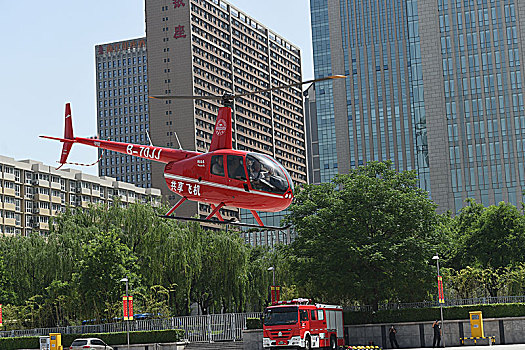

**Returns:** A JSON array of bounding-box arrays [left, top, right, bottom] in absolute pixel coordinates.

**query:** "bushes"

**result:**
[[0, 329, 184, 350], [0, 336, 39, 350], [246, 317, 262, 329], [344, 303, 525, 325]]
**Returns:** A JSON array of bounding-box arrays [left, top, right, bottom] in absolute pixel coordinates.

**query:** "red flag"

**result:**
[[123, 296, 134, 320], [0, 304, 3, 326], [270, 286, 281, 304], [128, 296, 134, 320], [438, 276, 445, 304], [123, 296, 129, 320]]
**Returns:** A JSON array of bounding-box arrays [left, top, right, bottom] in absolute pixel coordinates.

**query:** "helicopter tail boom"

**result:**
[[41, 103, 202, 169]]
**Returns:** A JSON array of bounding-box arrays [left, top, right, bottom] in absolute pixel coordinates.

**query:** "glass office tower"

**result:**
[[311, 0, 525, 213], [95, 38, 152, 188]]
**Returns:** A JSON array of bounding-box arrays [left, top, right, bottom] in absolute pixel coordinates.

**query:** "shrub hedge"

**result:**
[[246, 317, 263, 329], [344, 303, 525, 325], [0, 329, 184, 350]]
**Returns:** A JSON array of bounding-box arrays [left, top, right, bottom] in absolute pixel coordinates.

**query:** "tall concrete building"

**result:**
[[0, 155, 161, 236], [304, 84, 321, 184], [145, 0, 306, 223], [95, 38, 153, 189], [311, 0, 525, 213]]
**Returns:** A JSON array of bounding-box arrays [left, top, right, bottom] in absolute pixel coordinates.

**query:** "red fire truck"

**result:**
[[262, 298, 344, 349]]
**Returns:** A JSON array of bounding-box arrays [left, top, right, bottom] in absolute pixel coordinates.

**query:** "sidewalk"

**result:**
[[404, 345, 525, 350]]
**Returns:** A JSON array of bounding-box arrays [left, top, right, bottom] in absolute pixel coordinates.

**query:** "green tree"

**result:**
[[285, 161, 441, 309], [465, 202, 525, 268], [191, 230, 248, 314], [75, 229, 139, 321], [0, 255, 15, 305]]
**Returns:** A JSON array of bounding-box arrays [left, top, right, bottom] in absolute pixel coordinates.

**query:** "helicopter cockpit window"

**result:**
[[227, 155, 246, 181], [247, 153, 289, 194], [210, 155, 225, 176]]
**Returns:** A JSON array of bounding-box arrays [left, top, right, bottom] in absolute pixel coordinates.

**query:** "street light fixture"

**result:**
[[432, 255, 445, 347], [267, 266, 275, 286], [120, 277, 130, 350]]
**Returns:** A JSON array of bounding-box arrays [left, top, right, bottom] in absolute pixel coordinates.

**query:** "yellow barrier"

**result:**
[[460, 336, 496, 345]]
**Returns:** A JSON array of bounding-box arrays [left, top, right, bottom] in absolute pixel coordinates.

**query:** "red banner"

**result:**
[[271, 286, 281, 304], [128, 296, 134, 320], [123, 296, 129, 320], [0, 304, 3, 326], [123, 296, 134, 320], [438, 276, 445, 304]]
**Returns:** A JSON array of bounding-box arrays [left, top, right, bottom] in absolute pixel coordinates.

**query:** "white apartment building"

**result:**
[[0, 155, 161, 236]]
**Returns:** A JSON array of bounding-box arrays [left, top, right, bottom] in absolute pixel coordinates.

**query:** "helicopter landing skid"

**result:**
[[157, 215, 291, 231]]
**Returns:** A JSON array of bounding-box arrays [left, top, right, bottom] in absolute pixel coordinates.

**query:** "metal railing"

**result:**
[[5, 295, 524, 340], [0, 312, 263, 342], [344, 295, 525, 312]]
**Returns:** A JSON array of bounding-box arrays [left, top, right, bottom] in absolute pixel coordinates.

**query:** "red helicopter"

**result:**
[[41, 75, 345, 229]]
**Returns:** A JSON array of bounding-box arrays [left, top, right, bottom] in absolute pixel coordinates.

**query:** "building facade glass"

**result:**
[[95, 38, 153, 189], [435, 0, 525, 211], [311, 0, 430, 190], [311, 0, 525, 213]]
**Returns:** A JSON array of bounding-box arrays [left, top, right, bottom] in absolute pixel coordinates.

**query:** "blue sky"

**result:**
[[0, 0, 313, 176]]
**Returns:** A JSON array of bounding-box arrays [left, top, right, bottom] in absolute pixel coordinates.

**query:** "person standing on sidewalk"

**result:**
[[432, 320, 441, 347], [389, 325, 400, 348]]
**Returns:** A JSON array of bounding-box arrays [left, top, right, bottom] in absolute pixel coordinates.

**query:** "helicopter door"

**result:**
[[226, 155, 248, 190]]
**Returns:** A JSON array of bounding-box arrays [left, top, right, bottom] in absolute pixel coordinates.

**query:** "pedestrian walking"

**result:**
[[389, 325, 400, 348], [432, 320, 441, 347]]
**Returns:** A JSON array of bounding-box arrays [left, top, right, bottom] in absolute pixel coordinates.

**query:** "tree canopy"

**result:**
[[3, 161, 525, 328], [285, 161, 442, 308], [0, 201, 284, 328]]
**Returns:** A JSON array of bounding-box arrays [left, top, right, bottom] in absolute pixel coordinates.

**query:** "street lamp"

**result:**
[[432, 255, 445, 347], [267, 266, 278, 304], [120, 277, 130, 350], [267, 266, 275, 286]]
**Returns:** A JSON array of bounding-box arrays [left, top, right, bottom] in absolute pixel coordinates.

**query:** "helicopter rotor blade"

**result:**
[[148, 95, 223, 100], [231, 74, 347, 99], [148, 75, 346, 101]]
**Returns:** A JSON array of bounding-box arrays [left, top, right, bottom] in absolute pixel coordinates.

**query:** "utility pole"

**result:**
[[120, 277, 130, 350], [433, 255, 445, 347]]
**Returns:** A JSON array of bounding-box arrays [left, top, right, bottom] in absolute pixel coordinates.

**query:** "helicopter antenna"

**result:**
[[173, 131, 183, 150], [145, 129, 153, 146]]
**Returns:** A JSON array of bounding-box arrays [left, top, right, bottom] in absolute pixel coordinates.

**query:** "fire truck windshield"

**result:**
[[263, 306, 298, 326]]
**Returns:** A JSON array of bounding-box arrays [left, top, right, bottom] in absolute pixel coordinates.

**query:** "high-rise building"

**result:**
[[95, 38, 153, 188], [310, 0, 525, 213], [0, 155, 161, 236], [145, 0, 306, 223], [304, 84, 321, 184]]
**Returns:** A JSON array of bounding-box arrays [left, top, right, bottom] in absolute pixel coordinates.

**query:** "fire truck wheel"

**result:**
[[304, 335, 311, 350]]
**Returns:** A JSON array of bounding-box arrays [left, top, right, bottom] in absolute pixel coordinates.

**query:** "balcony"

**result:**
[[34, 193, 50, 202]]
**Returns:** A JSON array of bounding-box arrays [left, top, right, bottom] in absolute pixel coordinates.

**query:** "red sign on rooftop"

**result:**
[[97, 39, 146, 55], [173, 0, 185, 8]]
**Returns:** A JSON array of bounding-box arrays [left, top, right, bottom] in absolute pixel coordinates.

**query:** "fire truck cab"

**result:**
[[262, 298, 344, 349]]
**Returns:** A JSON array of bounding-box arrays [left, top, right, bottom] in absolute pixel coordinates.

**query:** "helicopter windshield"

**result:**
[[246, 153, 293, 194]]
